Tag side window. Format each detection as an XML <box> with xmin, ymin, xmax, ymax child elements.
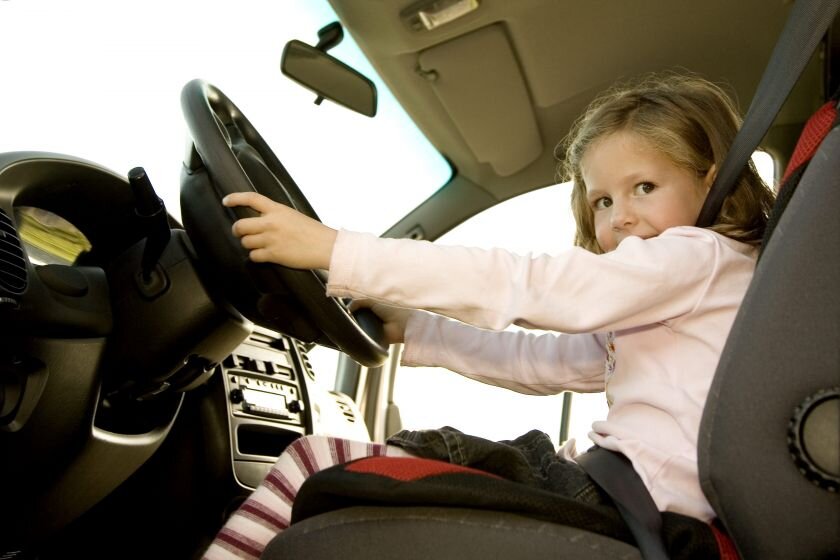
<box><xmin>752</xmin><ymin>150</ymin><xmax>776</xmax><ymax>189</ymax></box>
<box><xmin>392</xmin><ymin>184</ymin><xmax>608</xmax><ymax>448</ymax></box>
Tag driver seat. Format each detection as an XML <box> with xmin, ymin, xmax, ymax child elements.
<box><xmin>259</xmin><ymin>64</ymin><xmax>840</xmax><ymax>560</ymax></box>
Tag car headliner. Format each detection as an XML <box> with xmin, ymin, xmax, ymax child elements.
<box><xmin>327</xmin><ymin>0</ymin><xmax>828</xmax><ymax>240</ymax></box>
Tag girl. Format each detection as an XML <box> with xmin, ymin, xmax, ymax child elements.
<box><xmin>203</xmin><ymin>72</ymin><xmax>774</xmax><ymax>558</ymax></box>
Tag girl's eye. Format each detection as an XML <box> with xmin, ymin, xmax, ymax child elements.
<box><xmin>634</xmin><ymin>182</ymin><xmax>656</xmax><ymax>195</ymax></box>
<box><xmin>593</xmin><ymin>197</ymin><xmax>612</xmax><ymax>210</ymax></box>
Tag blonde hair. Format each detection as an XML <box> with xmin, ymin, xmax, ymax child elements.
<box><xmin>557</xmin><ymin>72</ymin><xmax>775</xmax><ymax>254</ymax></box>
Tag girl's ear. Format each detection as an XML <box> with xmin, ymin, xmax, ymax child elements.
<box><xmin>703</xmin><ymin>164</ymin><xmax>717</xmax><ymax>191</ymax></box>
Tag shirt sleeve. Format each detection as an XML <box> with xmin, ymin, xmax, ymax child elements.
<box><xmin>327</xmin><ymin>226</ymin><xmax>721</xmax><ymax>334</ymax></box>
<box><xmin>401</xmin><ymin>311</ymin><xmax>607</xmax><ymax>395</ymax></box>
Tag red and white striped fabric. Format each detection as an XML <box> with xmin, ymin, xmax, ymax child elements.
<box><xmin>203</xmin><ymin>435</ymin><xmax>413</xmax><ymax>560</ymax></box>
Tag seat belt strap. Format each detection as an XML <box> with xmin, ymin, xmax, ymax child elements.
<box><xmin>696</xmin><ymin>0</ymin><xmax>840</xmax><ymax>227</ymax></box>
<box><xmin>577</xmin><ymin>447</ymin><xmax>669</xmax><ymax>560</ymax></box>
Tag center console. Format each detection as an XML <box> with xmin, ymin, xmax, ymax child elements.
<box><xmin>219</xmin><ymin>326</ymin><xmax>368</xmax><ymax>489</ymax></box>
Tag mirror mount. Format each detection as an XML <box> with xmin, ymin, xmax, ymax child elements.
<box><xmin>315</xmin><ymin>22</ymin><xmax>344</xmax><ymax>53</ymax></box>
<box><xmin>314</xmin><ymin>22</ymin><xmax>345</xmax><ymax>104</ymax></box>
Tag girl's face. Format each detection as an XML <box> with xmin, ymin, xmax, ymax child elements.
<box><xmin>581</xmin><ymin>130</ymin><xmax>714</xmax><ymax>252</ymax></box>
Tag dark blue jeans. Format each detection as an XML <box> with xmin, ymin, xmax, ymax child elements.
<box><xmin>387</xmin><ymin>426</ymin><xmax>610</xmax><ymax>506</ymax></box>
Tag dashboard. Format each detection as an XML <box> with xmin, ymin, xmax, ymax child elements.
<box><xmin>0</xmin><ymin>151</ymin><xmax>369</xmax><ymax>553</ymax></box>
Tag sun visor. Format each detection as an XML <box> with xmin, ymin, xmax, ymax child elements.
<box><xmin>418</xmin><ymin>24</ymin><xmax>542</xmax><ymax>177</ymax></box>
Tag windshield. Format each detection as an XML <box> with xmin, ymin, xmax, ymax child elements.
<box><xmin>0</xmin><ymin>0</ymin><xmax>451</xmax><ymax>234</ymax></box>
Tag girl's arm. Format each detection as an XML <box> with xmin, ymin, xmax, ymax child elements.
<box><xmin>327</xmin><ymin>228</ymin><xmax>748</xmax><ymax>334</ymax></box>
<box><xmin>401</xmin><ymin>311</ymin><xmax>606</xmax><ymax>395</ymax></box>
<box><xmin>223</xmin><ymin>192</ymin><xmax>747</xmax><ymax>335</ymax></box>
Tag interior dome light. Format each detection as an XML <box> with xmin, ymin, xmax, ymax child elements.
<box><xmin>401</xmin><ymin>0</ymin><xmax>480</xmax><ymax>32</ymax></box>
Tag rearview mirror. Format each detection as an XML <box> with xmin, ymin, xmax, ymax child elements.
<box><xmin>281</xmin><ymin>39</ymin><xmax>378</xmax><ymax>117</ymax></box>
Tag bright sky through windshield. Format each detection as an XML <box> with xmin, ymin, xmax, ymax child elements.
<box><xmin>0</xmin><ymin>0</ymin><xmax>451</xmax><ymax>234</ymax></box>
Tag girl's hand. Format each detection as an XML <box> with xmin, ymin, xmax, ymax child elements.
<box><xmin>350</xmin><ymin>299</ymin><xmax>412</xmax><ymax>344</ymax></box>
<box><xmin>223</xmin><ymin>192</ymin><xmax>337</xmax><ymax>270</ymax></box>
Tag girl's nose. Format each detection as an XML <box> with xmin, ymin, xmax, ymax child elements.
<box><xmin>610</xmin><ymin>203</ymin><xmax>635</xmax><ymax>230</ymax></box>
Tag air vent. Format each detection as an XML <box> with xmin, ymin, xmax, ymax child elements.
<box><xmin>296</xmin><ymin>342</ymin><xmax>316</xmax><ymax>380</ymax></box>
<box><xmin>0</xmin><ymin>209</ymin><xmax>27</xmax><ymax>297</ymax></box>
<box><xmin>329</xmin><ymin>391</ymin><xmax>358</xmax><ymax>424</ymax></box>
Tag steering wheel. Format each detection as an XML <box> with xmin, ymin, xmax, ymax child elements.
<box><xmin>178</xmin><ymin>79</ymin><xmax>388</xmax><ymax>368</ymax></box>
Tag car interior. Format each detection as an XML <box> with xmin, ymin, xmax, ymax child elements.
<box><xmin>0</xmin><ymin>0</ymin><xmax>838</xmax><ymax>559</ymax></box>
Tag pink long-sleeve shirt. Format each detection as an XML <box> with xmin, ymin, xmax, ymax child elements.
<box><xmin>326</xmin><ymin>225</ymin><xmax>757</xmax><ymax>522</ymax></box>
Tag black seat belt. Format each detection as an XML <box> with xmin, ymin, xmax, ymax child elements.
<box><xmin>577</xmin><ymin>448</ymin><xmax>669</xmax><ymax>560</ymax></box>
<box><xmin>696</xmin><ymin>0</ymin><xmax>840</xmax><ymax>227</ymax></box>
